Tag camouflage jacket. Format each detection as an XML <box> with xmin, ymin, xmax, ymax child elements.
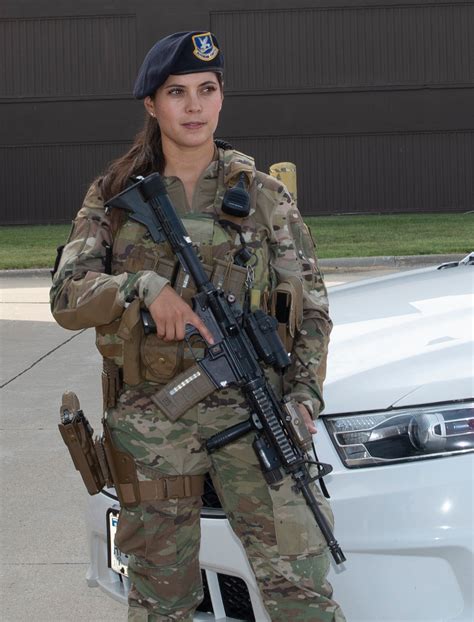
<box><xmin>50</xmin><ymin>147</ymin><xmax>332</xmax><ymax>416</ymax></box>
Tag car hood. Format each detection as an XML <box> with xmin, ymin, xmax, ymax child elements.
<box><xmin>322</xmin><ymin>264</ymin><xmax>473</xmax><ymax>415</ymax></box>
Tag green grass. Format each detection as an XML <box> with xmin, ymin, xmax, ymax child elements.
<box><xmin>0</xmin><ymin>214</ymin><xmax>472</xmax><ymax>269</ymax></box>
<box><xmin>0</xmin><ymin>224</ymin><xmax>72</xmax><ymax>269</ymax></box>
<box><xmin>306</xmin><ymin>213</ymin><xmax>473</xmax><ymax>258</ymax></box>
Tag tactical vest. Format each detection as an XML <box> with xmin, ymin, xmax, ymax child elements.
<box><xmin>95</xmin><ymin>149</ymin><xmax>274</xmax><ymax>388</ymax></box>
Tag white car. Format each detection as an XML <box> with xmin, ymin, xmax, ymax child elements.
<box><xmin>86</xmin><ymin>254</ymin><xmax>474</xmax><ymax>622</ymax></box>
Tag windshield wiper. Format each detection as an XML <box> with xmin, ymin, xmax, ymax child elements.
<box><xmin>438</xmin><ymin>252</ymin><xmax>474</xmax><ymax>269</ymax></box>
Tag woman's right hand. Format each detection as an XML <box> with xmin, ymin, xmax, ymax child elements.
<box><xmin>148</xmin><ymin>285</ymin><xmax>214</xmax><ymax>344</ymax></box>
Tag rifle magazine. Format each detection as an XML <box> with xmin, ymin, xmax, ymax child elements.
<box><xmin>151</xmin><ymin>364</ymin><xmax>216</xmax><ymax>422</ymax></box>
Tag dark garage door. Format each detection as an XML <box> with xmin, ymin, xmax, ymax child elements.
<box><xmin>1</xmin><ymin>0</ymin><xmax>473</xmax><ymax>224</ymax></box>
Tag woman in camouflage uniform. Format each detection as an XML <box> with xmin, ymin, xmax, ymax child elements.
<box><xmin>51</xmin><ymin>31</ymin><xmax>345</xmax><ymax>622</ymax></box>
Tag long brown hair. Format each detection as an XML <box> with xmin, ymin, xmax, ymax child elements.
<box><xmin>101</xmin><ymin>113</ymin><xmax>164</xmax><ymax>202</ymax></box>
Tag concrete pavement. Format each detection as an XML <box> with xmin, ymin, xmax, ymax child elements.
<box><xmin>0</xmin><ymin>262</ymin><xmax>441</xmax><ymax>620</ymax></box>
<box><xmin>1</xmin><ymin>275</ymin><xmax>124</xmax><ymax>621</ymax></box>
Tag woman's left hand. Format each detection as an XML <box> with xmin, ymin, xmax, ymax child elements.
<box><xmin>297</xmin><ymin>403</ymin><xmax>317</xmax><ymax>435</ymax></box>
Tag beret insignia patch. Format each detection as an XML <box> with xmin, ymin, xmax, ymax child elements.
<box><xmin>192</xmin><ymin>32</ymin><xmax>219</xmax><ymax>61</ymax></box>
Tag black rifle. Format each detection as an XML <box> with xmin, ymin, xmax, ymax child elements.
<box><xmin>107</xmin><ymin>173</ymin><xmax>346</xmax><ymax>565</ymax></box>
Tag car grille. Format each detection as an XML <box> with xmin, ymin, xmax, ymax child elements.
<box><xmin>200</xmin><ymin>474</ymin><xmax>255</xmax><ymax>620</ymax></box>
<box><xmin>197</xmin><ymin>569</ymin><xmax>256</xmax><ymax>621</ymax></box>
<box><xmin>201</xmin><ymin>472</ymin><xmax>223</xmax><ymax>509</ymax></box>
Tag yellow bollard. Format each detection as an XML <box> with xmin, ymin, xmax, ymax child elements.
<box><xmin>269</xmin><ymin>162</ymin><xmax>297</xmax><ymax>204</ymax></box>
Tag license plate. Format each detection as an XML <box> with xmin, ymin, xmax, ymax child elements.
<box><xmin>107</xmin><ymin>509</ymin><xmax>129</xmax><ymax>577</ymax></box>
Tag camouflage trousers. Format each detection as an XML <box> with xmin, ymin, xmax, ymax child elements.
<box><xmin>107</xmin><ymin>383</ymin><xmax>345</xmax><ymax>622</ymax></box>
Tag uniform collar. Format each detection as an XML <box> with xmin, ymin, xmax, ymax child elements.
<box><xmin>161</xmin><ymin>145</ymin><xmax>219</xmax><ymax>185</ymax></box>
<box><xmin>161</xmin><ymin>145</ymin><xmax>256</xmax><ymax>186</ymax></box>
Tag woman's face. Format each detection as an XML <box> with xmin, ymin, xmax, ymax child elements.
<box><xmin>145</xmin><ymin>71</ymin><xmax>223</xmax><ymax>151</ymax></box>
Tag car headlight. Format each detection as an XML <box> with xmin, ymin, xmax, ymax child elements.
<box><xmin>324</xmin><ymin>401</ymin><xmax>474</xmax><ymax>467</ymax></box>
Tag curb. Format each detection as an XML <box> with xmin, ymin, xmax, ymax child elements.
<box><xmin>319</xmin><ymin>253</ymin><xmax>465</xmax><ymax>272</ymax></box>
<box><xmin>0</xmin><ymin>254</ymin><xmax>465</xmax><ymax>278</ymax></box>
<box><xmin>0</xmin><ymin>268</ymin><xmax>53</xmax><ymax>278</ymax></box>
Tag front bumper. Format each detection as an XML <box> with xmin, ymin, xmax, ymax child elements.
<box><xmin>86</xmin><ymin>425</ymin><xmax>474</xmax><ymax>622</ymax></box>
<box><xmin>85</xmin><ymin>491</ymin><xmax>268</xmax><ymax>621</ymax></box>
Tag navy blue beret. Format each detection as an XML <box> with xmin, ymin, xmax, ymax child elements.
<box><xmin>133</xmin><ymin>31</ymin><xmax>224</xmax><ymax>99</ymax></box>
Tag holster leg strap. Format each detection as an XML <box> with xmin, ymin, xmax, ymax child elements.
<box><xmin>121</xmin><ymin>475</ymin><xmax>205</xmax><ymax>506</ymax></box>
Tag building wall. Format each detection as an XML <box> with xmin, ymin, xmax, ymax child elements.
<box><xmin>1</xmin><ymin>0</ymin><xmax>473</xmax><ymax>224</ymax></box>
